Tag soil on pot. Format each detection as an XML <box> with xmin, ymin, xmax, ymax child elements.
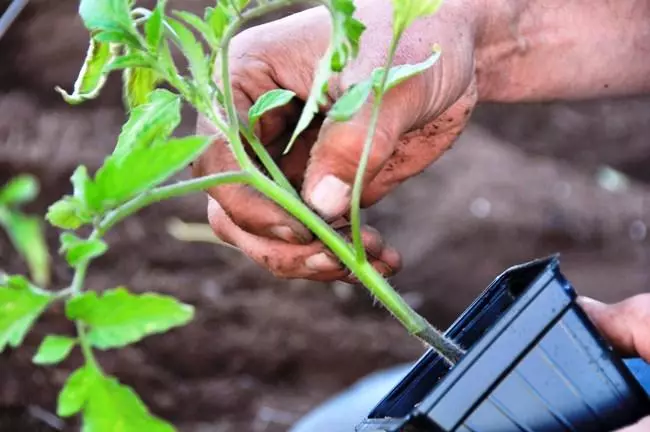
<box><xmin>0</xmin><ymin>2</ymin><xmax>649</xmax><ymax>431</ymax></box>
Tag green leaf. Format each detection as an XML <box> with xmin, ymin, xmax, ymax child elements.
<box><xmin>328</xmin><ymin>80</ymin><xmax>372</xmax><ymax>122</ymax></box>
<box><xmin>33</xmin><ymin>335</ymin><xmax>76</xmax><ymax>365</ymax></box>
<box><xmin>46</xmin><ymin>196</ymin><xmax>88</xmax><ymax>230</ymax></box>
<box><xmin>248</xmin><ymin>89</ymin><xmax>295</xmax><ymax>127</ymax></box>
<box><xmin>205</xmin><ymin>6</ymin><xmax>229</xmax><ymax>41</ymax></box>
<box><xmin>391</xmin><ymin>0</ymin><xmax>444</xmax><ymax>36</ymax></box>
<box><xmin>0</xmin><ymin>277</ymin><xmax>52</xmax><ymax>352</ymax></box>
<box><xmin>93</xmin><ymin>30</ymin><xmax>142</xmax><ymax>49</ymax></box>
<box><xmin>104</xmin><ymin>53</ymin><xmax>157</xmax><ymax>73</ymax></box>
<box><xmin>55</xmin><ymin>38</ymin><xmax>116</xmax><ymax>105</ymax></box>
<box><xmin>66</xmin><ymin>287</ymin><xmax>194</xmax><ymax>349</ymax></box>
<box><xmin>330</xmin><ymin>0</ymin><xmax>366</xmax><ymax>71</ymax></box>
<box><xmin>57</xmin><ymin>365</ymin><xmax>99</xmax><ymax>417</ymax></box>
<box><xmin>123</xmin><ymin>66</ymin><xmax>160</xmax><ymax>110</ymax></box>
<box><xmin>59</xmin><ymin>233</ymin><xmax>108</xmax><ymax>267</ymax></box>
<box><xmin>173</xmin><ymin>10</ymin><xmax>219</xmax><ymax>48</ymax></box>
<box><xmin>0</xmin><ymin>211</ymin><xmax>50</xmax><ymax>287</ymax></box>
<box><xmin>0</xmin><ymin>175</ymin><xmax>38</xmax><ymax>206</ymax></box>
<box><xmin>285</xmin><ymin>0</ymin><xmax>365</xmax><ymax>153</ymax></box>
<box><xmin>79</xmin><ymin>0</ymin><xmax>134</xmax><ymax>34</ymax></box>
<box><xmin>372</xmin><ymin>47</ymin><xmax>441</xmax><ymax>92</ymax></box>
<box><xmin>83</xmin><ymin>374</ymin><xmax>174</xmax><ymax>431</ymax></box>
<box><xmin>86</xmin><ymin>135</ymin><xmax>210</xmax><ymax>212</ymax></box>
<box><xmin>113</xmin><ymin>89</ymin><xmax>181</xmax><ymax>159</ymax></box>
<box><xmin>165</xmin><ymin>17</ymin><xmax>210</xmax><ymax>92</ymax></box>
<box><xmin>145</xmin><ymin>0</ymin><xmax>166</xmax><ymax>52</ymax></box>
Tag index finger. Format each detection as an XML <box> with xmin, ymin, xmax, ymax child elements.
<box><xmin>578</xmin><ymin>294</ymin><xmax>650</xmax><ymax>361</ymax></box>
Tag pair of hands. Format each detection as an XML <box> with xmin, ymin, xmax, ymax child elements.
<box><xmin>193</xmin><ymin>1</ymin><xmax>649</xmax><ymax>428</ymax></box>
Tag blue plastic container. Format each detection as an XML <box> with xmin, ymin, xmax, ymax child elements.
<box><xmin>356</xmin><ymin>256</ymin><xmax>650</xmax><ymax>432</ymax></box>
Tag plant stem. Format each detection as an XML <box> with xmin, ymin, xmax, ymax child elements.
<box><xmin>249</xmin><ymin>170</ymin><xmax>464</xmax><ymax>364</ymax></box>
<box><xmin>350</xmin><ymin>38</ymin><xmax>399</xmax><ymax>261</ymax></box>
<box><xmin>69</xmin><ymin>247</ymin><xmax>102</xmax><ymax>371</ymax></box>
<box><xmin>98</xmin><ymin>171</ymin><xmax>249</xmax><ymax>235</ymax></box>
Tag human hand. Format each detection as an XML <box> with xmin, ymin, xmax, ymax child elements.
<box><xmin>578</xmin><ymin>294</ymin><xmax>650</xmax><ymax>432</ymax></box>
<box><xmin>194</xmin><ymin>0</ymin><xmax>480</xmax><ymax>281</ymax></box>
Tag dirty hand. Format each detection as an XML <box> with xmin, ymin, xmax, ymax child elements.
<box><xmin>579</xmin><ymin>295</ymin><xmax>650</xmax><ymax>432</ymax></box>
<box><xmin>194</xmin><ymin>0</ymin><xmax>478</xmax><ymax>280</ymax></box>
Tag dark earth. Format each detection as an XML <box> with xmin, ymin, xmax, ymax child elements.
<box><xmin>0</xmin><ymin>1</ymin><xmax>648</xmax><ymax>431</ymax></box>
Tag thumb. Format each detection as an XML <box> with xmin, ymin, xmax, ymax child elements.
<box><xmin>578</xmin><ymin>295</ymin><xmax>650</xmax><ymax>361</ymax></box>
<box><xmin>302</xmin><ymin>102</ymin><xmax>405</xmax><ymax>220</ymax></box>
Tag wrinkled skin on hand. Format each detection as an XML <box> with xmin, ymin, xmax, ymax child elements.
<box><xmin>579</xmin><ymin>294</ymin><xmax>650</xmax><ymax>432</ymax></box>
<box><xmin>194</xmin><ymin>0</ymin><xmax>478</xmax><ymax>281</ymax></box>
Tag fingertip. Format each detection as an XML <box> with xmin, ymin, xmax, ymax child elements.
<box><xmin>304</xmin><ymin>174</ymin><xmax>351</xmax><ymax>220</ymax></box>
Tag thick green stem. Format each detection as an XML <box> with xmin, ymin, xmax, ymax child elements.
<box><xmin>69</xmin><ymin>250</ymin><xmax>102</xmax><ymax>371</ymax></box>
<box><xmin>249</xmin><ymin>170</ymin><xmax>464</xmax><ymax>364</ymax></box>
<box><xmin>98</xmin><ymin>171</ymin><xmax>249</xmax><ymax>235</ymax></box>
<box><xmin>350</xmin><ymin>38</ymin><xmax>399</xmax><ymax>261</ymax></box>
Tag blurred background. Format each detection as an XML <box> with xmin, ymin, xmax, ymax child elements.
<box><xmin>0</xmin><ymin>0</ymin><xmax>648</xmax><ymax>431</ymax></box>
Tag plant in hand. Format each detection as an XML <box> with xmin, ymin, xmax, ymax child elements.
<box><xmin>0</xmin><ymin>0</ymin><xmax>463</xmax><ymax>429</ymax></box>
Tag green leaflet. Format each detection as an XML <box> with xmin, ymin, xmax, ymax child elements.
<box><xmin>328</xmin><ymin>80</ymin><xmax>372</xmax><ymax>122</ymax></box>
<box><xmin>174</xmin><ymin>10</ymin><xmax>219</xmax><ymax>48</ymax></box>
<box><xmin>55</xmin><ymin>38</ymin><xmax>116</xmax><ymax>105</ymax></box>
<box><xmin>113</xmin><ymin>89</ymin><xmax>181</xmax><ymax>158</ymax></box>
<box><xmin>372</xmin><ymin>46</ymin><xmax>442</xmax><ymax>92</ymax></box>
<box><xmin>248</xmin><ymin>89</ymin><xmax>296</xmax><ymax>128</ymax></box>
<box><xmin>0</xmin><ymin>175</ymin><xmax>38</xmax><ymax>206</ymax></box>
<box><xmin>391</xmin><ymin>0</ymin><xmax>444</xmax><ymax>36</ymax></box>
<box><xmin>46</xmin><ymin>196</ymin><xmax>87</xmax><ymax>230</ymax></box>
<box><xmin>123</xmin><ymin>66</ymin><xmax>161</xmax><ymax>110</ymax></box>
<box><xmin>83</xmin><ymin>374</ymin><xmax>174</xmax><ymax>432</ymax></box>
<box><xmin>79</xmin><ymin>0</ymin><xmax>134</xmax><ymax>35</ymax></box>
<box><xmin>65</xmin><ymin>287</ymin><xmax>194</xmax><ymax>349</ymax></box>
<box><xmin>205</xmin><ymin>5</ymin><xmax>229</xmax><ymax>41</ymax></box>
<box><xmin>165</xmin><ymin>17</ymin><xmax>210</xmax><ymax>93</ymax></box>
<box><xmin>0</xmin><ymin>210</ymin><xmax>50</xmax><ymax>287</ymax></box>
<box><xmin>285</xmin><ymin>0</ymin><xmax>365</xmax><ymax>153</ymax></box>
<box><xmin>145</xmin><ymin>0</ymin><xmax>166</xmax><ymax>53</ymax></box>
<box><xmin>0</xmin><ymin>276</ymin><xmax>52</xmax><ymax>352</ymax></box>
<box><xmin>59</xmin><ymin>233</ymin><xmax>108</xmax><ymax>268</ymax></box>
<box><xmin>33</xmin><ymin>335</ymin><xmax>77</xmax><ymax>365</ymax></box>
<box><xmin>85</xmin><ymin>135</ymin><xmax>210</xmax><ymax>212</ymax></box>
<box><xmin>58</xmin><ymin>365</ymin><xmax>99</xmax><ymax>417</ymax></box>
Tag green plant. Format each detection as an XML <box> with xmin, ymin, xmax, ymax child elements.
<box><xmin>0</xmin><ymin>175</ymin><xmax>50</xmax><ymax>286</ymax></box>
<box><xmin>0</xmin><ymin>0</ymin><xmax>464</xmax><ymax>429</ymax></box>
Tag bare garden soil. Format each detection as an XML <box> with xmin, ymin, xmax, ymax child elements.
<box><xmin>0</xmin><ymin>2</ymin><xmax>648</xmax><ymax>431</ymax></box>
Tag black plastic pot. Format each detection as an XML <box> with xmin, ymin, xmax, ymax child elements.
<box><xmin>357</xmin><ymin>256</ymin><xmax>650</xmax><ymax>432</ymax></box>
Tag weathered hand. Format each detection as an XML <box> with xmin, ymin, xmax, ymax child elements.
<box><xmin>194</xmin><ymin>0</ymin><xmax>479</xmax><ymax>280</ymax></box>
<box><xmin>579</xmin><ymin>294</ymin><xmax>650</xmax><ymax>432</ymax></box>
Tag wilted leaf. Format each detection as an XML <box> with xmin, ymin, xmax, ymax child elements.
<box><xmin>66</xmin><ymin>287</ymin><xmax>194</xmax><ymax>349</ymax></box>
<box><xmin>55</xmin><ymin>38</ymin><xmax>115</xmax><ymax>104</ymax></box>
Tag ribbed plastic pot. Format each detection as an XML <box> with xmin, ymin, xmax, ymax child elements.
<box><xmin>356</xmin><ymin>256</ymin><xmax>650</xmax><ymax>432</ymax></box>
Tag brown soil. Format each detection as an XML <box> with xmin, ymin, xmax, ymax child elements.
<box><xmin>0</xmin><ymin>2</ymin><xmax>648</xmax><ymax>431</ymax></box>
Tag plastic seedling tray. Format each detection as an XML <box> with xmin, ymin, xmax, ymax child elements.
<box><xmin>357</xmin><ymin>256</ymin><xmax>650</xmax><ymax>432</ymax></box>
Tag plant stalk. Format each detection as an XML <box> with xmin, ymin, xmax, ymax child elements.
<box><xmin>249</xmin><ymin>170</ymin><xmax>464</xmax><ymax>364</ymax></box>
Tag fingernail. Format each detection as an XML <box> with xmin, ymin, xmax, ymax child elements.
<box><xmin>306</xmin><ymin>252</ymin><xmax>341</xmax><ymax>272</ymax></box>
<box><xmin>309</xmin><ymin>175</ymin><xmax>351</xmax><ymax>219</ymax></box>
<box><xmin>577</xmin><ymin>296</ymin><xmax>606</xmax><ymax>309</ymax></box>
<box><xmin>270</xmin><ymin>225</ymin><xmax>300</xmax><ymax>243</ymax></box>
